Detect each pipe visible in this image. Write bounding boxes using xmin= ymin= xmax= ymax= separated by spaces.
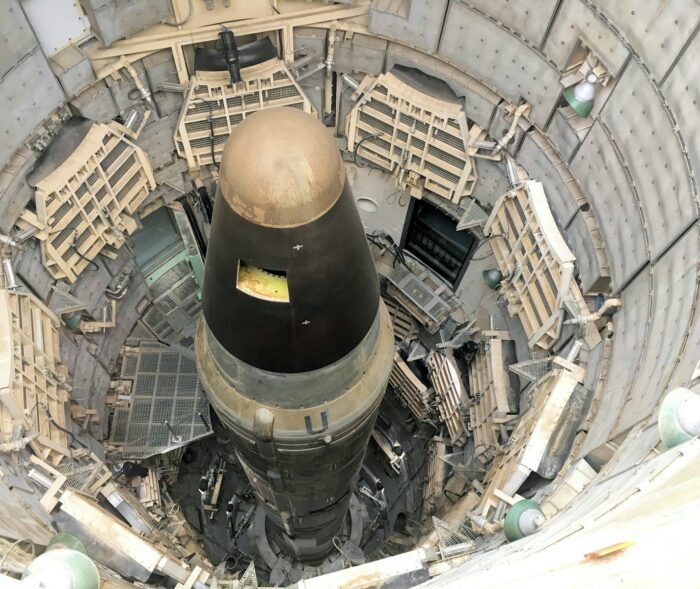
xmin=323 ymin=25 xmax=338 ymax=117
xmin=0 ymin=234 xmax=19 ymax=248
xmin=288 ymin=52 xmax=319 ymax=72
xmin=565 ymin=298 xmax=621 ymax=325
xmin=219 ymin=28 xmax=242 ymax=84
xmin=341 ymin=73 xmax=359 ymax=90
xmin=123 ymin=62 xmax=158 ymax=115
xmin=194 ymin=179 xmax=213 ymax=222
xmin=123 ymin=109 xmax=139 ymax=130
xmin=505 ymin=154 xmax=519 ymax=187
xmin=465 ymin=511 xmax=501 ymax=534
xmin=180 ymin=196 xmax=207 ymax=258
xmin=105 ymin=264 xmax=133 ymax=300
xmin=2 ymin=256 xmax=17 ymax=290
xmin=490 ymin=103 xmax=529 ymax=157
xmin=0 ymin=435 xmax=38 ymax=453
xmin=158 ymin=81 xmax=186 ymax=93
xmin=14 ymin=227 xmax=38 ymax=243
xmin=566 ymin=340 xmax=583 ymax=363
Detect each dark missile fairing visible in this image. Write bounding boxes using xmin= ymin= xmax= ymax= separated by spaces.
xmin=196 ymin=107 xmax=394 ymax=561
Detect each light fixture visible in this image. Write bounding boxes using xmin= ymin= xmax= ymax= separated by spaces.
xmin=563 ymin=73 xmax=598 ymax=118
xmin=62 ymin=311 xmax=83 ymax=329
xmin=482 ymin=268 xmax=503 ymax=290
xmin=658 ymin=387 xmax=700 ymax=448
xmin=2 ymin=254 xmax=17 ymax=290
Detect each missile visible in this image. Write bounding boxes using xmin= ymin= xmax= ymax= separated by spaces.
xmin=195 ymin=107 xmax=394 ymax=561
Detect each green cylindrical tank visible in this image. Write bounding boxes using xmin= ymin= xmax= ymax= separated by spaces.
xmin=504 ymin=499 xmax=545 ymax=542
xmin=22 ymin=534 xmax=99 ymax=589
xmin=658 ymin=387 xmax=700 ymax=448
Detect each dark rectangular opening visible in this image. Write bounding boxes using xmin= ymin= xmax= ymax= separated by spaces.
xmin=236 ymin=260 xmax=289 ymax=303
xmin=401 ymin=199 xmax=477 ymax=286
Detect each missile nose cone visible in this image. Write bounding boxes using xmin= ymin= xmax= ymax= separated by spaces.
xmin=202 ymin=107 xmax=380 ymax=373
xmin=219 ymin=108 xmax=345 ymax=228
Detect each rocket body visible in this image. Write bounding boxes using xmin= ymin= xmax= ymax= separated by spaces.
xmin=195 ymin=108 xmax=393 ymax=560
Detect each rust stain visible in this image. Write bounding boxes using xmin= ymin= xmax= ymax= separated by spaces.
xmin=237 ymin=264 xmax=289 ymax=302
xmin=584 ymin=541 xmax=635 ymax=561
xmin=337 ymin=572 xmax=384 ymax=589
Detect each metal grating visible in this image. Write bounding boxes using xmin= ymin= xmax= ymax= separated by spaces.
xmin=467 ymin=335 xmax=518 ymax=464
xmin=382 ymin=295 xmax=419 ymax=343
xmin=158 ymin=374 xmax=177 ymax=394
xmin=346 ymin=72 xmax=485 ymax=204
xmin=389 ymin=353 xmax=432 ymax=422
xmin=138 ymin=352 xmax=160 ymax=373
xmin=143 ymin=255 xmax=201 ymax=349
xmin=508 ymin=357 xmax=552 ymax=383
xmin=433 ymin=516 xmax=476 ymax=555
xmin=485 ymin=181 xmax=600 ymax=351
xmin=0 ymin=289 xmax=71 ymax=465
xmin=240 ymin=561 xmax=258 ymax=589
xmin=47 ymin=282 xmax=87 ymax=315
xmin=110 ymin=344 xmax=211 ymax=459
xmin=121 ymin=355 xmax=138 ymax=378
xmin=134 ymin=374 xmax=156 ymax=396
xmin=16 ymin=123 xmax=156 ymax=282
xmin=175 ymin=59 xmax=313 ymax=169
xmin=426 ymin=351 xmax=469 ymax=447
xmin=457 ymin=199 xmax=489 ymax=238
xmin=111 ymin=409 xmax=129 ymax=444
xmin=56 ymin=454 xmax=111 ymax=497
xmin=150 ymin=262 xmax=190 ymax=297
xmin=385 ymin=263 xmax=455 ymax=334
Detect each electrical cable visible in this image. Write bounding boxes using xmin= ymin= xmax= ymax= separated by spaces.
xmin=42 ymin=405 xmax=89 ymax=450
xmin=268 ymin=0 xmax=280 ymax=14
xmin=332 ymin=536 xmax=350 ymax=562
xmin=443 ymin=488 xmax=463 ymax=504
xmin=468 ymin=232 xmax=509 ymax=262
xmin=70 ymin=232 xmax=99 ymax=272
xmin=162 ymin=0 xmax=193 ymax=26
xmin=353 ymin=132 xmax=382 ymax=167
xmin=386 ymin=188 xmax=408 ymax=207
xmin=0 ymin=538 xmax=34 ymax=573
xmin=469 ymin=248 xmax=495 ymax=262
xmin=71 ymin=247 xmax=99 ymax=271
xmin=365 ymin=231 xmax=406 ymax=268
xmin=208 ymin=102 xmax=220 ymax=170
